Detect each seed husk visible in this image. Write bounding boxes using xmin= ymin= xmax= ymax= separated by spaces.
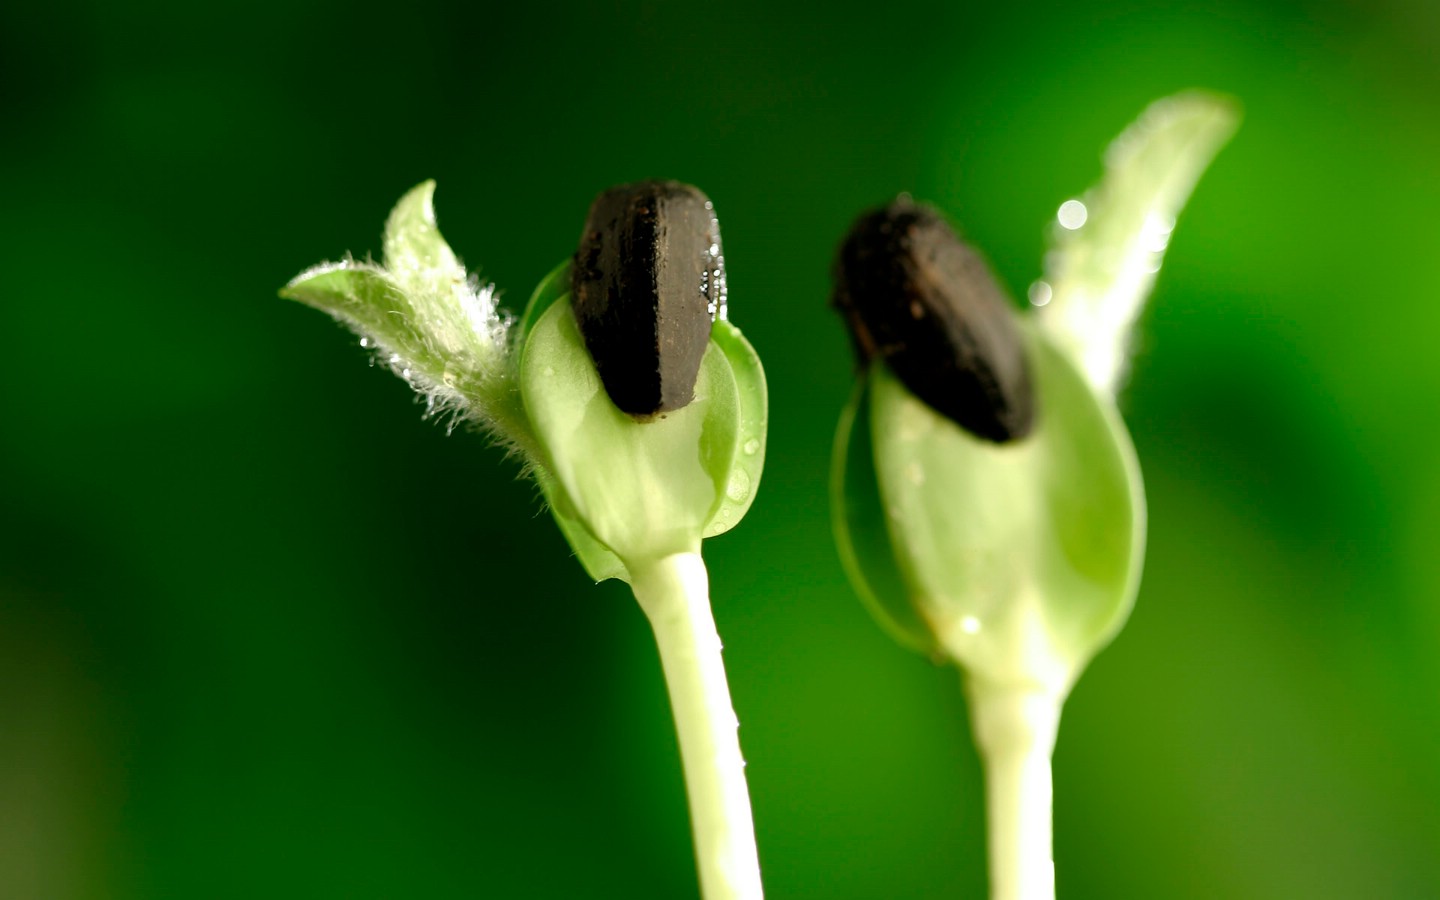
xmin=571 ymin=180 xmax=724 ymax=418
xmin=833 ymin=199 xmax=1036 ymax=443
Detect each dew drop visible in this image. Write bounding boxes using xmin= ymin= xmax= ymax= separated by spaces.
xmin=960 ymin=615 xmax=982 ymax=635
xmin=1057 ymin=199 xmax=1088 ymax=230
xmin=897 ymin=406 xmax=933 ymax=442
xmin=742 ymin=438 xmax=760 ymax=456
xmin=725 ymin=469 xmax=751 ymax=503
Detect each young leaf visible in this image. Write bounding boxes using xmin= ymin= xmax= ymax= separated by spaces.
xmin=280 ymin=182 xmax=529 ymax=450
xmin=519 ymin=297 xmax=744 ymax=566
xmin=535 ymin=468 xmax=631 ymax=584
xmin=519 ymin=260 xmax=573 ymax=343
xmin=868 ymin=324 xmax=1145 ymax=693
xmin=830 ymin=378 xmax=939 ymax=656
xmin=702 ymin=320 xmax=768 ymax=538
xmin=281 ymin=263 xmax=432 ymax=376
xmin=383 ymin=179 xmax=466 ymax=295
xmin=1038 ymin=91 xmax=1239 ymax=395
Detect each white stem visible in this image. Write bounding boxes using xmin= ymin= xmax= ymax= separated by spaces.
xmin=966 ymin=679 xmax=1062 ymax=900
xmin=631 ymin=552 xmax=764 ymax=900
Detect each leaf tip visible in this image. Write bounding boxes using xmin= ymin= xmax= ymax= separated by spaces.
xmin=1119 ymin=89 xmax=1242 ymax=166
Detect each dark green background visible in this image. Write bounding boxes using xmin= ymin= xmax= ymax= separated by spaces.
xmin=3 ymin=0 xmax=1438 ymax=896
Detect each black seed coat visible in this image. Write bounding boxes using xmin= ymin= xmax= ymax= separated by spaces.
xmin=833 ymin=200 xmax=1036 ymax=442
xmin=571 ymin=180 xmax=723 ymax=417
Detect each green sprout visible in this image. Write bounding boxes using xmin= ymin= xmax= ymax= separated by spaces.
xmin=830 ymin=92 xmax=1238 ymax=900
xmin=282 ymin=180 xmax=768 ymax=900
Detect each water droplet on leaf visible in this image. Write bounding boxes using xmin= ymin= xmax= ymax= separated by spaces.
xmin=725 ymin=469 xmax=751 ymax=503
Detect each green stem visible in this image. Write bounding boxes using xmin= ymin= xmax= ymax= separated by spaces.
xmin=966 ymin=679 xmax=1061 ymax=900
xmin=631 ymin=552 xmax=764 ymax=900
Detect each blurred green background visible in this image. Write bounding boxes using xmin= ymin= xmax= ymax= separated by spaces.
xmin=3 ymin=0 xmax=1439 ymax=896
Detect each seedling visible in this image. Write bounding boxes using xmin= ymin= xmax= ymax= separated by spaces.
xmin=830 ymin=93 xmax=1237 ymax=900
xmin=282 ymin=180 xmax=768 ymax=900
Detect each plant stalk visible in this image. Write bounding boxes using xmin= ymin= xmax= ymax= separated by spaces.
xmin=966 ymin=679 xmax=1062 ymax=900
xmin=631 ymin=552 xmax=764 ymax=900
